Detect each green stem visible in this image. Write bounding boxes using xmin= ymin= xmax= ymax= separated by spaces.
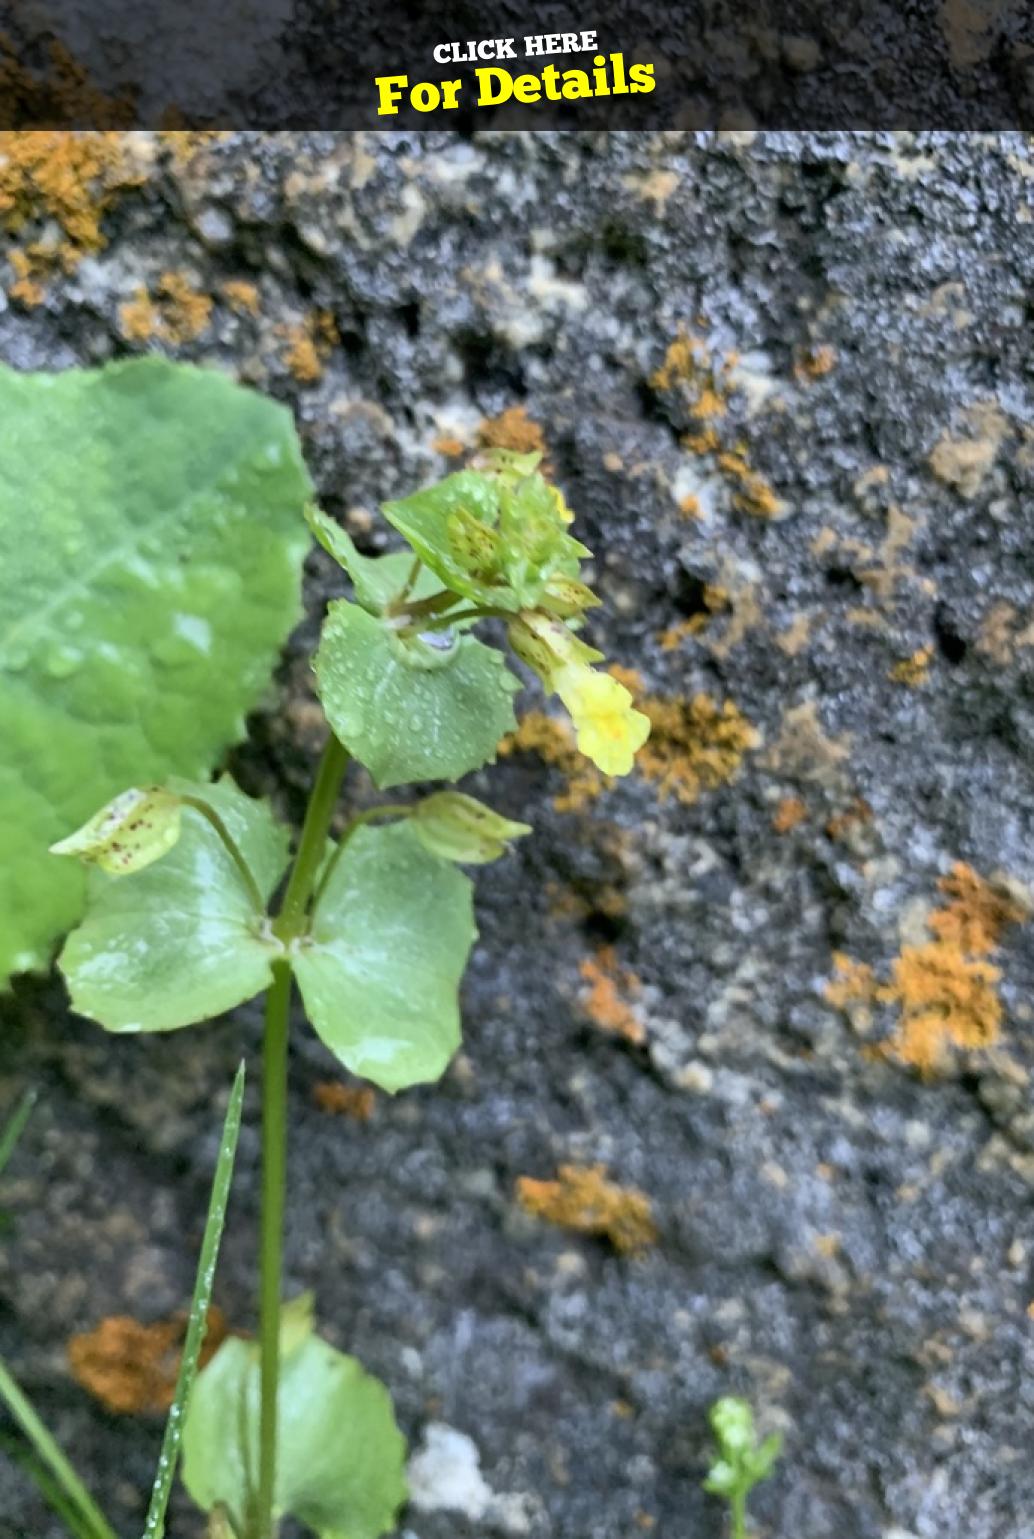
xmin=0 ymin=1355 xmax=118 ymax=1539
xmin=255 ymin=963 xmax=291 ymax=1539
xmin=179 ymin=797 xmax=265 ymax=913
xmin=256 ymin=734 xmax=350 ymax=1539
xmin=309 ymin=803 xmax=411 ymax=914
xmin=394 ymin=587 xmax=461 ymax=623
xmin=730 ymin=1489 xmax=747 ymax=1539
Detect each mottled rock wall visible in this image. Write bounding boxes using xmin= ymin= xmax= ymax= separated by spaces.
xmin=2 ymin=132 xmax=1034 ymax=1539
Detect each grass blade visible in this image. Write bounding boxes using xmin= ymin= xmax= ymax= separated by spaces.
xmin=0 ymin=1088 xmax=37 ymax=1179
xmin=0 ymin=1355 xmax=118 ymax=1539
xmin=0 ymin=1431 xmax=102 ymax=1539
xmin=141 ymin=1060 xmax=246 ymax=1539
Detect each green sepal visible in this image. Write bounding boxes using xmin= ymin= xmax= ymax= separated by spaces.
xmin=412 ymin=791 xmax=531 ymax=865
xmin=314 ymin=598 xmax=519 ymax=788
xmin=57 ymin=778 xmax=288 ymax=1033
xmin=382 ymin=471 xmax=510 ymax=609
xmin=182 ymin=1299 xmax=407 ymax=1539
xmin=293 ymin=821 xmax=475 ymax=1091
xmin=304 ymin=505 xmax=442 ymax=615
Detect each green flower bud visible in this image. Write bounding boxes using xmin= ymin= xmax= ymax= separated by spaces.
xmin=446 ymin=506 xmax=502 ymax=577
xmin=412 ymin=792 xmax=531 ymax=865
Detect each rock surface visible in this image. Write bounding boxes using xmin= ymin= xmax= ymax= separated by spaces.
xmin=2 ymin=131 xmax=1034 ymax=1539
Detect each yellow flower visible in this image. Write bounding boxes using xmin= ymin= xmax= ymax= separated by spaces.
xmin=554 ymin=664 xmax=650 ymax=776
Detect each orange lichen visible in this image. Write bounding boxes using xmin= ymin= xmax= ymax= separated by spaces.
xmin=716 ymin=449 xmax=785 ymax=519
xmin=498 ymin=712 xmax=605 ymax=813
xmin=312 ymin=1080 xmax=376 ymax=1122
xmin=651 ymin=329 xmax=733 ymax=420
xmin=795 ymin=344 xmax=837 ymax=380
xmin=119 ymin=271 xmax=213 ymax=345
xmin=0 ymin=129 xmax=145 ymax=299
xmin=68 ymin=1308 xmax=230 ymax=1415
xmin=825 ymin=953 xmax=877 ymax=1010
xmin=282 ymin=308 xmax=339 ymax=383
xmin=825 ymin=797 xmax=873 ymax=842
xmin=221 ymin=278 xmax=260 ymax=316
xmin=432 ymin=433 xmax=466 ymax=457
xmin=827 ymin=863 xmax=1028 ymax=1074
xmin=659 ymin=617 xmax=706 ymax=650
xmin=773 ymin=796 xmax=808 ymax=833
xmin=930 ymin=863 xmax=1028 ymax=954
xmin=679 ymin=493 xmax=702 ymax=519
xmin=579 ymin=946 xmax=645 ymax=1045
xmin=478 ymin=405 xmax=546 ymax=458
xmin=634 ymin=690 xmax=759 ymax=805
xmin=502 ymin=672 xmax=755 ymax=811
xmin=517 ymin=1164 xmax=657 ymax=1254
xmin=889 ymin=645 xmax=934 ymax=685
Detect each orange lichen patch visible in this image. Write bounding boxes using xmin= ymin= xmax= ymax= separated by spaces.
xmin=477 ymin=405 xmax=546 ymax=458
xmin=158 ymin=130 xmax=225 ymax=168
xmin=794 ymin=344 xmax=837 ymax=381
xmin=8 ymin=246 xmax=44 ymax=306
xmin=0 ymin=129 xmax=145 ymax=298
xmin=432 ymin=433 xmax=466 ymax=457
xmin=773 ymin=796 xmax=808 ymax=833
xmin=634 ymin=690 xmax=759 ymax=805
xmin=221 ymin=278 xmax=261 ymax=316
xmin=517 ymin=1164 xmax=657 ymax=1254
xmin=282 ymin=309 xmax=339 ymax=383
xmin=119 ymin=271 xmax=213 ymax=345
xmin=889 ymin=645 xmax=934 ymax=685
xmin=658 ymin=617 xmax=706 ymax=650
xmin=881 ymin=943 xmax=1003 ymax=1074
xmin=930 ymin=863 xmax=1028 ymax=955
xmin=312 ymin=1080 xmax=376 ymax=1122
xmin=579 ymin=946 xmax=645 ymax=1045
xmin=975 ymin=601 xmax=1034 ymax=665
xmin=679 ymin=493 xmax=702 ymax=519
xmin=68 ymin=1308 xmax=230 ymax=1415
xmin=0 ymin=40 xmax=136 ymax=130
xmin=683 ymin=426 xmax=721 ymax=455
xmin=825 ymin=797 xmax=873 ymax=842
xmin=825 ymin=953 xmax=877 ymax=1010
xmin=828 ymin=863 xmax=1028 ymax=1075
xmin=716 ymin=449 xmax=785 ymax=519
xmin=498 ymin=712 xmax=605 ymax=813
xmin=651 ymin=329 xmax=734 ymax=421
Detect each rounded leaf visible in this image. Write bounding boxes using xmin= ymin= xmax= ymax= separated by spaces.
xmin=294 ymin=821 xmax=476 ymax=1091
xmin=314 ymin=599 xmax=518 ymax=788
xmin=183 ymin=1316 xmax=407 ymax=1539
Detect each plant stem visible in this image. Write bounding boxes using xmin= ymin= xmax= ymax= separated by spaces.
xmin=0 ymin=1355 xmax=118 ymax=1539
xmin=255 ymin=962 xmax=290 ymax=1539
xmin=730 ymin=1489 xmax=747 ymax=1539
xmin=309 ymin=803 xmax=411 ymax=914
xmin=256 ymin=733 xmax=350 ymax=1539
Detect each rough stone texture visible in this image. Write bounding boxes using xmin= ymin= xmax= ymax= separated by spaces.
xmin=2 ymin=131 xmax=1034 ymax=1539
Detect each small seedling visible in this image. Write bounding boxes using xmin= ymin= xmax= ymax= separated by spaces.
xmin=703 ymin=1396 xmax=782 ymax=1539
xmin=30 ymin=435 xmax=649 ymax=1538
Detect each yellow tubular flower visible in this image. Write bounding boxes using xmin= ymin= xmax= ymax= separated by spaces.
xmin=554 ymin=664 xmax=651 ymax=776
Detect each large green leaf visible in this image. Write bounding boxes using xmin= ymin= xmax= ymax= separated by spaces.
xmin=0 ymin=358 xmax=311 ymax=985
xmin=182 ymin=1299 xmax=407 ymax=1539
xmin=314 ymin=599 xmax=518 ymax=788
xmin=294 ymin=821 xmax=475 ymax=1092
xmin=57 ymin=784 xmax=288 ymax=1033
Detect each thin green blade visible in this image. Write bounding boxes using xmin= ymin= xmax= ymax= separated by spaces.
xmin=141 ymin=1059 xmax=246 ymax=1539
xmin=0 ymin=1088 xmax=37 ymax=1178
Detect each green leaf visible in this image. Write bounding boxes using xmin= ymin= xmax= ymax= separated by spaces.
xmin=182 ymin=1304 xmax=407 ymax=1539
xmin=0 ymin=358 xmax=311 ymax=986
xmin=314 ymin=599 xmax=518 ymax=788
xmin=166 ymin=775 xmax=292 ymax=902
xmin=57 ymin=782 xmax=288 ymax=1033
xmin=305 ymin=506 xmax=442 ymax=615
xmin=49 ymin=786 xmax=184 ymax=875
xmin=142 ymin=1061 xmax=246 ymax=1539
xmin=412 ymin=791 xmax=531 ymax=865
xmin=294 ymin=822 xmax=475 ymax=1091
